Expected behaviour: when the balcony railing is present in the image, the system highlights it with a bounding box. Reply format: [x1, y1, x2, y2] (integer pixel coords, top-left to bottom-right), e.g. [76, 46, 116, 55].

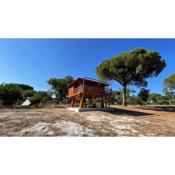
[68, 84, 112, 97]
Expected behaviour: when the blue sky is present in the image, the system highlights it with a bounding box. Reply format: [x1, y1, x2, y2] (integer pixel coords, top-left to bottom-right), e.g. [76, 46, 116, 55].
[0, 39, 174, 94]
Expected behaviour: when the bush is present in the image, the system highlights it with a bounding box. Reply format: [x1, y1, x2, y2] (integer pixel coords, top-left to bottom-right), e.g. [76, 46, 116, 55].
[23, 90, 36, 98]
[158, 99, 170, 105]
[127, 96, 144, 105]
[0, 84, 23, 107]
[138, 88, 149, 103]
[30, 94, 43, 106]
[148, 93, 169, 105]
[169, 99, 175, 105]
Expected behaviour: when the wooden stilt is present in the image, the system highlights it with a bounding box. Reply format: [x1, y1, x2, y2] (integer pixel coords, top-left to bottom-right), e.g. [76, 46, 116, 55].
[104, 97, 107, 108]
[74, 96, 77, 107]
[80, 95, 84, 108]
[101, 97, 104, 108]
[71, 99, 73, 107]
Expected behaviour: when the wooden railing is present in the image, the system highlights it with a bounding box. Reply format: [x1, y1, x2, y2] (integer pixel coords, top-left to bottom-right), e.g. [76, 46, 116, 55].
[68, 85, 84, 97]
[84, 85, 105, 93]
[68, 84, 112, 97]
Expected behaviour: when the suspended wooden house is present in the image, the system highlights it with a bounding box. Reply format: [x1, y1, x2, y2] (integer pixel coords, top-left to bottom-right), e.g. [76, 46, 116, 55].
[67, 77, 112, 110]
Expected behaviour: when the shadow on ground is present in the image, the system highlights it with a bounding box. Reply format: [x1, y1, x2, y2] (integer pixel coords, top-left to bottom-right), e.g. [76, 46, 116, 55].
[106, 107, 153, 116]
[138, 106, 175, 112]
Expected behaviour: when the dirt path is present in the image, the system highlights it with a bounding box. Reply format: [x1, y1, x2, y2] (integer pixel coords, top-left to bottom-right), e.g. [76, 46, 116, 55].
[0, 106, 175, 136]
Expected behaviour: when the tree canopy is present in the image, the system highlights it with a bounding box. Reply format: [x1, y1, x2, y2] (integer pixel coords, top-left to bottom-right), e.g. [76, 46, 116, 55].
[148, 93, 169, 105]
[164, 73, 175, 98]
[96, 48, 166, 105]
[11, 83, 34, 91]
[0, 83, 51, 107]
[138, 88, 149, 103]
[48, 75, 74, 103]
[0, 84, 23, 107]
[30, 94, 43, 107]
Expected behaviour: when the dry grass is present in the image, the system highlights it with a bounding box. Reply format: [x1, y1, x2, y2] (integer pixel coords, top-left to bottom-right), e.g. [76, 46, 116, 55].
[0, 105, 175, 136]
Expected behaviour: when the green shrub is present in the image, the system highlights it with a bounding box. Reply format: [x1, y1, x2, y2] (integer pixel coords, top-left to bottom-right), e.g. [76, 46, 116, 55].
[23, 90, 36, 98]
[169, 99, 175, 105]
[127, 96, 144, 105]
[0, 84, 23, 107]
[138, 88, 149, 103]
[31, 94, 43, 106]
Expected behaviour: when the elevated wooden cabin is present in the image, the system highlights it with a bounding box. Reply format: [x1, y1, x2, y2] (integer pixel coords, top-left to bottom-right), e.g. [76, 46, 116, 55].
[67, 77, 112, 108]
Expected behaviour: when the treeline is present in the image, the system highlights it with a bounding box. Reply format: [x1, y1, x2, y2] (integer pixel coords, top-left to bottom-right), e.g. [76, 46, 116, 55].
[0, 76, 74, 107]
[0, 83, 52, 107]
[110, 86, 175, 106]
[0, 72, 175, 107]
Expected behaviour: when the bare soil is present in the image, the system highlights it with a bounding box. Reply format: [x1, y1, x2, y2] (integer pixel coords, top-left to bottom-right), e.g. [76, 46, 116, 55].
[0, 105, 175, 136]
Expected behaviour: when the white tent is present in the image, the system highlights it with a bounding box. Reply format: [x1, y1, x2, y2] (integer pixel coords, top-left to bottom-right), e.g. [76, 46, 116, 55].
[22, 99, 31, 106]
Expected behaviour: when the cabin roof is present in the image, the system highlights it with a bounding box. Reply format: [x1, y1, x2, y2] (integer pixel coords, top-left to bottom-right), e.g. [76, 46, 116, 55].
[68, 77, 109, 88]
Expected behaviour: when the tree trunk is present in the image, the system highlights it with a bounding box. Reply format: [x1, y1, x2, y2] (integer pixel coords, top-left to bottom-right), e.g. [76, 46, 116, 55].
[57, 96, 63, 104]
[122, 85, 127, 106]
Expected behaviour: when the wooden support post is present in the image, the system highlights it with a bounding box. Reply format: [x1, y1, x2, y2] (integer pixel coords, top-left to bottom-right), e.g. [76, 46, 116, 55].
[104, 97, 107, 108]
[80, 95, 84, 108]
[74, 96, 78, 107]
[71, 99, 74, 107]
[101, 97, 104, 108]
[71, 98, 75, 107]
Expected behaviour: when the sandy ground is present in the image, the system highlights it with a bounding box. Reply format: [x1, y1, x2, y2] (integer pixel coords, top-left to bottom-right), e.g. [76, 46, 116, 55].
[0, 105, 175, 136]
